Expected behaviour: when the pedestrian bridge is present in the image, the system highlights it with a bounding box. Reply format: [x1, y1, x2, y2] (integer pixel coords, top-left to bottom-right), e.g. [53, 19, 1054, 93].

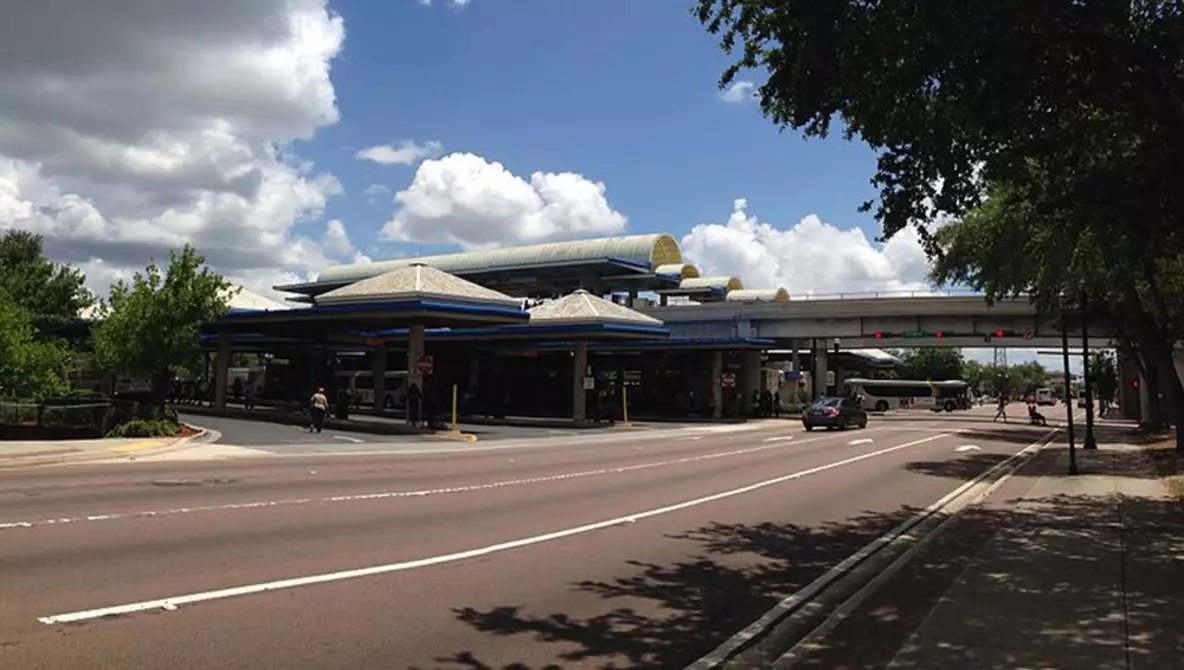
[639, 293, 1111, 349]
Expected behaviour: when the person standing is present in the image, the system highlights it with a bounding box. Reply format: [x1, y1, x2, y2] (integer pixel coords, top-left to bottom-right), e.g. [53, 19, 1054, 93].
[993, 395, 1008, 423]
[309, 386, 328, 433]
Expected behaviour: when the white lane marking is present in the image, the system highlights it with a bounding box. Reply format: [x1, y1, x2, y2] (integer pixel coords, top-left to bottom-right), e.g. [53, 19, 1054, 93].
[763, 436, 796, 443]
[2, 433, 848, 532]
[955, 444, 982, 452]
[848, 438, 874, 446]
[691, 424, 764, 434]
[332, 435, 364, 444]
[36, 431, 954, 625]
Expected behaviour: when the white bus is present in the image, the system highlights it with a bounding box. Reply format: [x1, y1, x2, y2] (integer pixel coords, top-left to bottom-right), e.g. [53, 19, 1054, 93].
[333, 370, 409, 409]
[843, 378, 971, 413]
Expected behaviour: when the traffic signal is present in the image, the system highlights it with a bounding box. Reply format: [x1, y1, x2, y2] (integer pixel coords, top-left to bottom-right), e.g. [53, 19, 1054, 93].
[994, 330, 1005, 338]
[874, 332, 883, 339]
[935, 331, 943, 338]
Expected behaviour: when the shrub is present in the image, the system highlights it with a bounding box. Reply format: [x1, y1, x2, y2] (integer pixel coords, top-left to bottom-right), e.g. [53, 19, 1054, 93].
[106, 418, 180, 438]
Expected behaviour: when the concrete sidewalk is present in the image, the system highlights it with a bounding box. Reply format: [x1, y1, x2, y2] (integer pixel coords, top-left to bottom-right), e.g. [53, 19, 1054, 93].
[887, 444, 1183, 670]
[0, 433, 207, 469]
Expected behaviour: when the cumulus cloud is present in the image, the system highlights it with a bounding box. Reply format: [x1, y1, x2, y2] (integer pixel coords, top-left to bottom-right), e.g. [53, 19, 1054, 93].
[0, 0, 354, 301]
[381, 152, 628, 249]
[720, 81, 757, 104]
[356, 140, 444, 166]
[680, 198, 934, 296]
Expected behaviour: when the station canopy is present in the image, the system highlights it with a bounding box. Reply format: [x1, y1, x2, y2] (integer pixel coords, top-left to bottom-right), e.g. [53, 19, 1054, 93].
[656, 275, 745, 302]
[205, 263, 529, 338]
[725, 288, 789, 302]
[274, 233, 686, 301]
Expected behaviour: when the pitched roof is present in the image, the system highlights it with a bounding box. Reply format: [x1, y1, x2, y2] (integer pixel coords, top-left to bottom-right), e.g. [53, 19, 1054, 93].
[528, 289, 664, 327]
[223, 286, 293, 312]
[317, 263, 522, 308]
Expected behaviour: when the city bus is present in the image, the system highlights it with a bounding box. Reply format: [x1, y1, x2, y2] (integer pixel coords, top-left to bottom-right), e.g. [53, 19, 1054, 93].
[842, 378, 971, 413]
[332, 370, 409, 409]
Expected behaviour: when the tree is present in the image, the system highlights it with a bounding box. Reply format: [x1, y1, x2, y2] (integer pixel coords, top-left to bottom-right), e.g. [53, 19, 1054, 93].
[696, 1, 1184, 449]
[0, 289, 69, 399]
[0, 230, 91, 331]
[887, 348, 965, 381]
[91, 246, 234, 400]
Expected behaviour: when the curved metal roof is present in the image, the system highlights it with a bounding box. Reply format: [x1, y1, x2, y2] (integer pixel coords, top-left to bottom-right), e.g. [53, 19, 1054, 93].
[316, 233, 682, 286]
[678, 276, 745, 292]
[654, 263, 700, 280]
[725, 288, 789, 302]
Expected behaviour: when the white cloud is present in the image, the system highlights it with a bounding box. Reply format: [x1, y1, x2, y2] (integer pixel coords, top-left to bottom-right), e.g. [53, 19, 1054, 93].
[356, 140, 444, 166]
[363, 184, 391, 201]
[0, 0, 353, 301]
[381, 152, 628, 249]
[720, 81, 757, 104]
[681, 198, 933, 296]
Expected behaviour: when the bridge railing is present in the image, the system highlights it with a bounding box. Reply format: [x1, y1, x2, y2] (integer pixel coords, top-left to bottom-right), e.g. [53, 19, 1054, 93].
[787, 288, 1002, 301]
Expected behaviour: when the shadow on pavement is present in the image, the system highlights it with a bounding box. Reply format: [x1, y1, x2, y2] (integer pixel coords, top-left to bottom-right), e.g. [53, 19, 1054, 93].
[419, 448, 1183, 670]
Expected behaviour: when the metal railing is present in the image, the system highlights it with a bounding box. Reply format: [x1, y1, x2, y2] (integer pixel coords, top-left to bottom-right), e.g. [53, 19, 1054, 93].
[787, 289, 997, 301]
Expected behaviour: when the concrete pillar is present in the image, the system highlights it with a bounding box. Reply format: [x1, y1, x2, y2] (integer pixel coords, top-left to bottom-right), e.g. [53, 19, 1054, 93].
[710, 350, 724, 419]
[660, 294, 668, 306]
[468, 351, 480, 395]
[214, 329, 231, 411]
[627, 283, 639, 308]
[741, 350, 761, 406]
[573, 341, 589, 421]
[371, 347, 387, 409]
[814, 339, 829, 399]
[407, 324, 426, 389]
[790, 339, 801, 373]
[1119, 356, 1141, 420]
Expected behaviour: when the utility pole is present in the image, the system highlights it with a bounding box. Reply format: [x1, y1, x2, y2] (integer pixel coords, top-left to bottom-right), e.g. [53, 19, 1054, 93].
[1061, 310, 1079, 475]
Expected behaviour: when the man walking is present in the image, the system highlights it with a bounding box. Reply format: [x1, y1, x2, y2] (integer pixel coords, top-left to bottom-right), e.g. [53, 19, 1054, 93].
[309, 386, 328, 433]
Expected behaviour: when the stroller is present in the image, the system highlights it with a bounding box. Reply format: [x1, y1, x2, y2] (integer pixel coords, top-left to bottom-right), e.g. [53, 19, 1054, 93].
[1027, 403, 1048, 426]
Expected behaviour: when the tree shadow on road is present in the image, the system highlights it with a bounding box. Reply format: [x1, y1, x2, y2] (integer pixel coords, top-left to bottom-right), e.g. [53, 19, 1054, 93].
[414, 446, 1183, 670]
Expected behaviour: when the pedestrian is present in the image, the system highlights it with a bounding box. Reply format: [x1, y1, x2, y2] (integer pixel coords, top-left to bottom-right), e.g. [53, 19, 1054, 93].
[993, 395, 1008, 423]
[773, 390, 781, 418]
[309, 386, 328, 433]
[244, 385, 255, 411]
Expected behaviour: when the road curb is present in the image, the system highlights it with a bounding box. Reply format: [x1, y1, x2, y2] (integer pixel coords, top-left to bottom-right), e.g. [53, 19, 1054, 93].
[430, 430, 478, 443]
[685, 425, 1064, 670]
[0, 425, 213, 470]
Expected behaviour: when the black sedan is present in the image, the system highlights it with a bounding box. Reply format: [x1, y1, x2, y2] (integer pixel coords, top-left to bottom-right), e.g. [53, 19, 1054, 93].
[802, 396, 869, 431]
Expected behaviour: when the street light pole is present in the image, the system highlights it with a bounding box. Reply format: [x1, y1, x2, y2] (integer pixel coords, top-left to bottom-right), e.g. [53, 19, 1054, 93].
[1061, 310, 1079, 475]
[1081, 294, 1098, 450]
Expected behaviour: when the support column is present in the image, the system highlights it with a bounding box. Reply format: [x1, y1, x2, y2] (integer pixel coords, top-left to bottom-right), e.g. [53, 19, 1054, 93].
[407, 324, 426, 390]
[573, 341, 589, 422]
[813, 339, 829, 399]
[710, 350, 724, 419]
[741, 350, 761, 410]
[1080, 311, 1097, 449]
[660, 294, 668, 306]
[790, 339, 801, 373]
[371, 348, 388, 410]
[214, 329, 230, 411]
[627, 283, 639, 308]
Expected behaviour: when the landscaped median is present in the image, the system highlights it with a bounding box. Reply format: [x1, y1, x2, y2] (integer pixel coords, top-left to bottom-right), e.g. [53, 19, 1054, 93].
[1139, 432, 1184, 502]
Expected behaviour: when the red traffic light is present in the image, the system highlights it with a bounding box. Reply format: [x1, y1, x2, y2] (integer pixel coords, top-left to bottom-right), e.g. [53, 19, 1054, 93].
[994, 330, 1005, 338]
[874, 332, 883, 339]
[935, 331, 943, 338]
[1133, 378, 1140, 388]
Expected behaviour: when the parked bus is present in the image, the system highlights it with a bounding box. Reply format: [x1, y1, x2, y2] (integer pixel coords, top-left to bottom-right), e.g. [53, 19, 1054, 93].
[333, 370, 409, 409]
[842, 378, 971, 413]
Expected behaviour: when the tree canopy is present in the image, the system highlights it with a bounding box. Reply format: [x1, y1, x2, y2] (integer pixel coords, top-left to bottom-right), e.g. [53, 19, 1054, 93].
[0, 230, 91, 331]
[91, 245, 233, 390]
[0, 288, 69, 399]
[888, 348, 965, 381]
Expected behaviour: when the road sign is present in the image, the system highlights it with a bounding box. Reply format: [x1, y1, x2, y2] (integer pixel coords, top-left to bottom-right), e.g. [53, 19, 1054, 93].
[415, 355, 434, 375]
[583, 376, 596, 390]
[902, 330, 927, 338]
[720, 373, 736, 388]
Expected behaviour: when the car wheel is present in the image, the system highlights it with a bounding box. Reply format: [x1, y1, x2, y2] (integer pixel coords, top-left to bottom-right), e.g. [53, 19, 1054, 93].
[839, 418, 849, 430]
[860, 417, 868, 428]
[804, 426, 814, 432]
[874, 400, 889, 413]
[944, 401, 955, 412]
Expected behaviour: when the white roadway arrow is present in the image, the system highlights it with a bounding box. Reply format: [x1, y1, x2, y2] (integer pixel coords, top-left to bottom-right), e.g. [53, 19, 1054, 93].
[848, 438, 874, 445]
[955, 444, 982, 452]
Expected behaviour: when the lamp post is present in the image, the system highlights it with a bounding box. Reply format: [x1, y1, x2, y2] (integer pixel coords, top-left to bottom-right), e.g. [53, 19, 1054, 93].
[1061, 309, 1079, 475]
[1081, 295, 1098, 450]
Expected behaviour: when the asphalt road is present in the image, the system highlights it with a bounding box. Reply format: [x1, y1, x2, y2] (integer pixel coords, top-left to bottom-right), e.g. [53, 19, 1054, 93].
[180, 411, 707, 451]
[0, 406, 1054, 669]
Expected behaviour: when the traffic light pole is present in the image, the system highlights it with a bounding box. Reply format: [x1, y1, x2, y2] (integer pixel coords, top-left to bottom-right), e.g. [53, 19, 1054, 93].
[1061, 312, 1080, 475]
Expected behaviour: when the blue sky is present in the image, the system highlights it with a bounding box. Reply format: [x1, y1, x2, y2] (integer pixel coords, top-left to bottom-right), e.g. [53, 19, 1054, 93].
[298, 0, 883, 261]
